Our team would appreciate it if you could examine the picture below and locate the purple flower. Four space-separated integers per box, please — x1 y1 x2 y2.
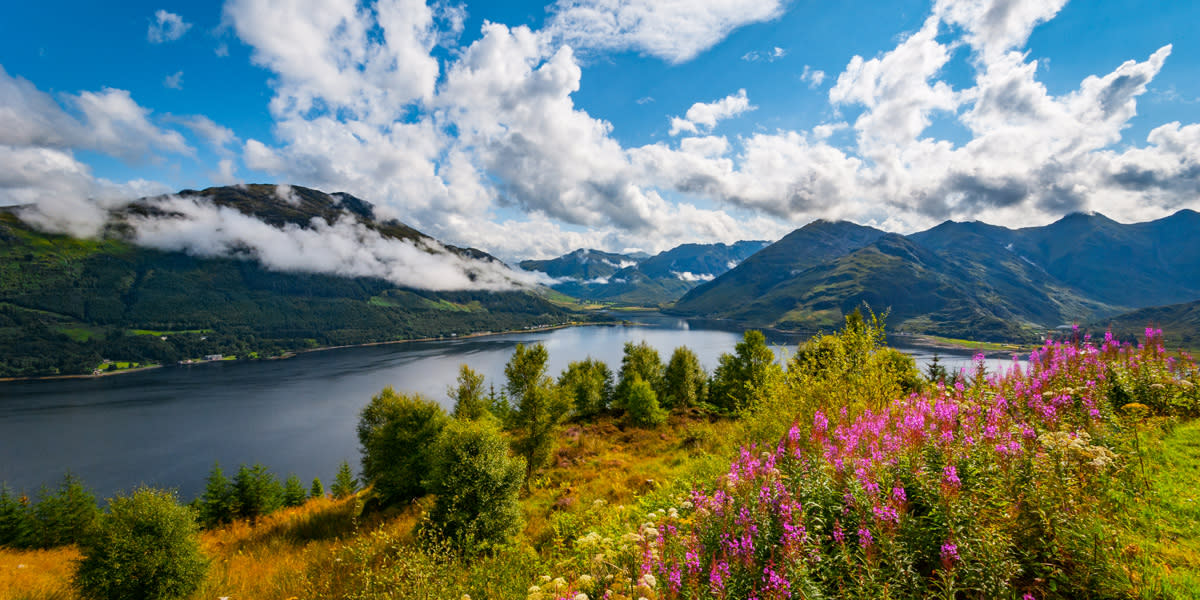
943 465 961 489
940 541 959 565
857 527 873 548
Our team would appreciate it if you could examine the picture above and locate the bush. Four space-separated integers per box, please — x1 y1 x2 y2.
357 386 449 505
73 487 207 600
624 375 667 427
426 418 524 552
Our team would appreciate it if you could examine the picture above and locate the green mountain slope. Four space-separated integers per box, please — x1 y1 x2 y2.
0 186 570 378
672 220 886 316
1092 299 1200 348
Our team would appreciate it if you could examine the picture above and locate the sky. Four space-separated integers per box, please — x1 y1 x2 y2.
1 0 1199 268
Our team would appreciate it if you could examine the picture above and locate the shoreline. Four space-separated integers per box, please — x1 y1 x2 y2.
0 319 625 383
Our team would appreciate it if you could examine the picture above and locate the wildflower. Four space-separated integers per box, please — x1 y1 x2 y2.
940 542 959 566
858 527 874 548
891 486 906 503
574 594 589 600
942 465 961 489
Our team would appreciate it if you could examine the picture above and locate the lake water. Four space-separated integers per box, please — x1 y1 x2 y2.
0 315 1025 501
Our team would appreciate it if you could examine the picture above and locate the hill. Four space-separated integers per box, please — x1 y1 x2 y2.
1092 299 1200 348
673 211 1198 341
0 185 571 378
520 240 770 305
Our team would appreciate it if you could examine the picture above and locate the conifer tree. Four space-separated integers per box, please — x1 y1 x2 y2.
0 485 34 548
232 464 282 522
33 472 99 548
198 463 235 528
282 474 306 508
331 461 358 499
310 477 324 499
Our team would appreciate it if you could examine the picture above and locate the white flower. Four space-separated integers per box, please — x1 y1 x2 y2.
574 594 589 600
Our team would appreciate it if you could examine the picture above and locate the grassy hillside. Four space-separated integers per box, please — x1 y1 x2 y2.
0 188 572 378
1094 299 1200 349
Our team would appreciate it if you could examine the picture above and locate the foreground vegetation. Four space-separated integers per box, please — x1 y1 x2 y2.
2 316 1198 599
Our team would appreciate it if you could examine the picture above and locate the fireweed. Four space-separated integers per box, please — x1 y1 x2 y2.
551 331 1197 599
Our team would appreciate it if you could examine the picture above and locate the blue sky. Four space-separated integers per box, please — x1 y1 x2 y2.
2 0 1199 264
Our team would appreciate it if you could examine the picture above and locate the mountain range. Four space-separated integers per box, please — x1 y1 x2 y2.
0 185 570 378
672 210 1200 342
519 240 770 305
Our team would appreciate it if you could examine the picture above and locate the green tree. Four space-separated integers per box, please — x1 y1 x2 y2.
232 464 282 522
426 418 524 553
710 330 780 413
282 474 307 508
73 487 207 600
926 351 949 384
558 358 614 418
615 341 665 410
198 463 235 528
624 375 668 427
0 485 34 548
357 386 449 506
32 472 99 548
662 346 708 409
449 364 489 421
309 477 324 499
331 461 358 499
504 343 569 482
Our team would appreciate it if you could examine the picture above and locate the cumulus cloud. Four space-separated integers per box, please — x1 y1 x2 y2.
801 65 825 88
545 0 786 64
148 10 193 43
669 89 755 136
673 271 715 282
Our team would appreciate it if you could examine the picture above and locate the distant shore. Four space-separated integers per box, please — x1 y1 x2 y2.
0 319 623 383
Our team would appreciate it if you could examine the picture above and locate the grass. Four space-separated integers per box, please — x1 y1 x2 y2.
127 329 211 337
1112 419 1200 597
54 328 98 343
914 333 1029 352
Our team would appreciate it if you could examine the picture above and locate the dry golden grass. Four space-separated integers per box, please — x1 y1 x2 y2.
0 546 78 600
0 414 735 600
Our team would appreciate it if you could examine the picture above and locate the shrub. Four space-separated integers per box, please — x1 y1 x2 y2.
73 487 207 600
624 375 667 427
426 418 524 552
357 386 449 505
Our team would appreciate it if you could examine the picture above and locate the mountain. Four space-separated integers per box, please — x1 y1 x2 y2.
0 185 571 378
1091 299 1200 348
672 220 886 316
517 249 640 281
672 211 1199 342
520 240 770 305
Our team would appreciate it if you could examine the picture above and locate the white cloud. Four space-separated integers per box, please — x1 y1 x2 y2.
669 89 755 136
546 0 786 64
169 114 239 154
742 46 787 62
673 271 715 282
163 71 184 90
801 65 825 88
148 10 193 43
934 0 1068 64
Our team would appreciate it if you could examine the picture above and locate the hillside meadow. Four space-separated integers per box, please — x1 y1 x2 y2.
2 321 1199 599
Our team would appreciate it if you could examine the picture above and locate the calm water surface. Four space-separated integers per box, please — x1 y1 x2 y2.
0 315 1024 500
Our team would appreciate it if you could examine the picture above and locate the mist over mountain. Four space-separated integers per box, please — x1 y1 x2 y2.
0 185 569 378
520 240 770 305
